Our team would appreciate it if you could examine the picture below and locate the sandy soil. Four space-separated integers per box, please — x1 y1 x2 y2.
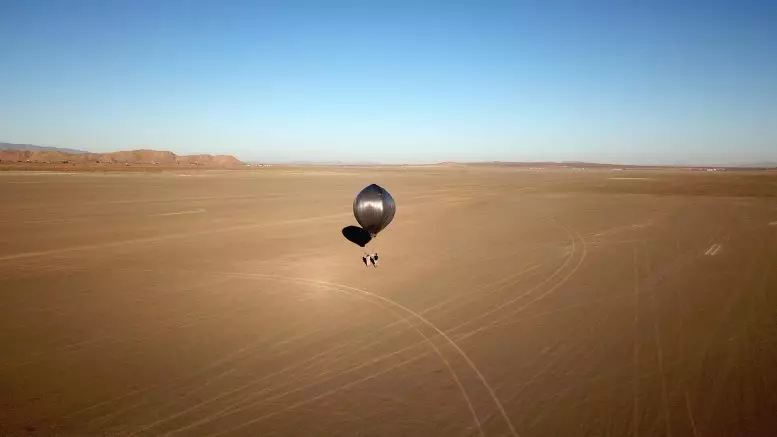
1 167 776 436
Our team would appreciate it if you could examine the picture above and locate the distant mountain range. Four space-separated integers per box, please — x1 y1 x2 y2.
0 142 244 168
286 160 382 166
0 142 88 154
463 160 777 169
724 161 777 168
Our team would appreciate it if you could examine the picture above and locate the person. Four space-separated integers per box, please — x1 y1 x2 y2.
363 253 379 267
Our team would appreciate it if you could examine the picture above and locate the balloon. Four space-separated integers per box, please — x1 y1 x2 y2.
353 184 395 237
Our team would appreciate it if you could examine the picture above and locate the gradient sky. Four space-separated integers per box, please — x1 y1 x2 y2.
1 0 776 164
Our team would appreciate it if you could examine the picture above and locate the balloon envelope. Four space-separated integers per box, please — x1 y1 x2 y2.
353 184 395 236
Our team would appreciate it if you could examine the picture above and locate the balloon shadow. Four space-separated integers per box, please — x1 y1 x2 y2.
342 225 372 248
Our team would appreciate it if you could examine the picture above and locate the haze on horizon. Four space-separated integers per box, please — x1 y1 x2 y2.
1 0 775 166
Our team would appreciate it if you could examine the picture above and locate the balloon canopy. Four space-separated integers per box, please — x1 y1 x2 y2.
353 184 395 237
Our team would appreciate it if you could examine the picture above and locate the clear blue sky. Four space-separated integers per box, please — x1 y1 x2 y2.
1 0 775 164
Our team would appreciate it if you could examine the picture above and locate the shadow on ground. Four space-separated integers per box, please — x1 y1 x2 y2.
342 225 372 247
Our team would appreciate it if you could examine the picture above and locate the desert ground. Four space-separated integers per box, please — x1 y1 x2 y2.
1 166 776 437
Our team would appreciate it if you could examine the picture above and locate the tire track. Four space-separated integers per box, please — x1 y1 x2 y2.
118 247 557 433
192 218 585 436
125 222 581 436
84 293 328 429
146 228 584 436
147 276 489 437
146 283 605 437
76 289 396 427
2 277 311 371
685 391 699 437
61 240 547 432
451 223 587 342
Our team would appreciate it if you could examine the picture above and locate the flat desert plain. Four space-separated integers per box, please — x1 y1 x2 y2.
2 167 777 437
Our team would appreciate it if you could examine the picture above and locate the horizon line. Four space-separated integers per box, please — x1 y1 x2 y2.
2 141 775 169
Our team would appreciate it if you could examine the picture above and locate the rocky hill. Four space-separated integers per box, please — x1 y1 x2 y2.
174 154 243 167
0 147 245 168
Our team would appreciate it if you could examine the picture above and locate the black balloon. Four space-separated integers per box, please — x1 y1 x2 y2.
353 184 395 237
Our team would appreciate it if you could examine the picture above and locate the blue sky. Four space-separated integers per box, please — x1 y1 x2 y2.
1 0 775 164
